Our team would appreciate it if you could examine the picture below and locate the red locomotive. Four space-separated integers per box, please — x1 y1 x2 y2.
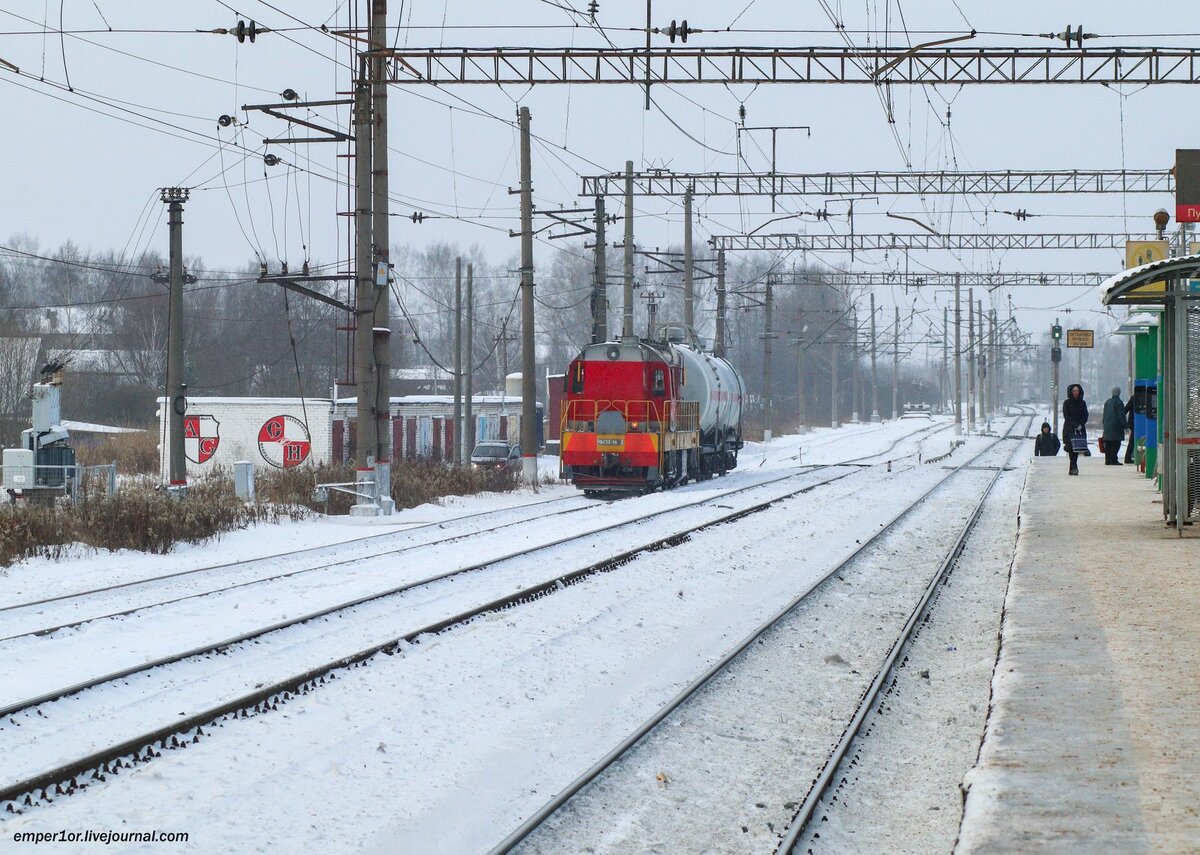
560 330 744 494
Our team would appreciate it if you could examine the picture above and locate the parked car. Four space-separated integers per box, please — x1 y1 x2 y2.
470 441 520 470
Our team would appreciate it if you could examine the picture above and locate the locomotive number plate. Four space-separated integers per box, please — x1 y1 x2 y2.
597 437 623 447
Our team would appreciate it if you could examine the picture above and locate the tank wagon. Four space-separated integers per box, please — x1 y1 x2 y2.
559 331 744 494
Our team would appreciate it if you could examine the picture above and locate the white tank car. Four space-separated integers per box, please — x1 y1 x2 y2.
674 343 744 446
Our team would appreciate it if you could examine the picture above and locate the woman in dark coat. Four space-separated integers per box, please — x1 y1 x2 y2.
1062 383 1088 475
1102 386 1126 466
1034 421 1061 456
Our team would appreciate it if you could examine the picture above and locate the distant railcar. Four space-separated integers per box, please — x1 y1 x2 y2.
559 333 744 494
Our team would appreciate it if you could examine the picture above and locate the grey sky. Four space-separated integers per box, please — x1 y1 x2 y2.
2 1 1197 353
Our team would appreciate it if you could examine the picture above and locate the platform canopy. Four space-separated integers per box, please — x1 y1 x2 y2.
1113 310 1162 336
1099 253 1200 305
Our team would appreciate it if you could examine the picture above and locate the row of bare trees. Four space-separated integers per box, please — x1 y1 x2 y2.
2 234 969 444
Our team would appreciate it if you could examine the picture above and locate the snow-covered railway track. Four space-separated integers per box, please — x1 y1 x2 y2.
0 462 873 812
774 414 1034 854
0 491 598 638
491 415 1032 854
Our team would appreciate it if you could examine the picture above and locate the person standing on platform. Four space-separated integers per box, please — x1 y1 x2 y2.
1034 421 1061 456
1062 383 1088 476
1102 386 1126 466
1124 393 1136 464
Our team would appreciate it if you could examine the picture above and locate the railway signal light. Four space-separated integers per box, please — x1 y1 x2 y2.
1051 323 1063 341
1051 346 1062 363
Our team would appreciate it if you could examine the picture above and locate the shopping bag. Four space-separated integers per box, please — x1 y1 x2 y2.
1070 430 1089 453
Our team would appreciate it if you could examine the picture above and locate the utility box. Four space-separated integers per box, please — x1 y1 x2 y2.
2 449 35 492
233 460 255 502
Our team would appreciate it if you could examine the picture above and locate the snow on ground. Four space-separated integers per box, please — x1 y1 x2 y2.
0 416 998 852
515 432 1024 855
791 450 1029 854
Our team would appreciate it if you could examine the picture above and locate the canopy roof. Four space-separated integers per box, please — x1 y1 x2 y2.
1099 252 1200 305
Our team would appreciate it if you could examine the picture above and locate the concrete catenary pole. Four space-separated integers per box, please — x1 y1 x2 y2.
954 277 962 434
763 276 773 441
452 257 462 464
831 312 840 429
370 0 392 510
683 187 694 332
623 160 635 339
851 304 860 423
796 305 806 433
714 250 726 357
1052 316 1061 435
870 292 879 421
977 298 985 424
465 262 475 459
892 306 900 419
593 196 607 343
966 289 976 432
163 187 188 488
990 308 998 418
519 107 538 484
352 76 377 512
942 305 949 415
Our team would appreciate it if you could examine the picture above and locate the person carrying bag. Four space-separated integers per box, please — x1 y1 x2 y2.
1062 383 1088 476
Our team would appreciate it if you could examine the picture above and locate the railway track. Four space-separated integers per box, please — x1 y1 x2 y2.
0 417 954 813
774 413 1034 854
1 418 948 646
488 414 1032 853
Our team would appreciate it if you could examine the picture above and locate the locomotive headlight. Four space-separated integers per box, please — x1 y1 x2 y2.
630 421 640 431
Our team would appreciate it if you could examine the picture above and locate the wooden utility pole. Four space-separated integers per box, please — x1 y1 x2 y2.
518 107 538 484
592 196 607 342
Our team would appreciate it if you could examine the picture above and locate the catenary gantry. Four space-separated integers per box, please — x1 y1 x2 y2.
710 233 1157 252
579 170 1173 198
380 46 1200 86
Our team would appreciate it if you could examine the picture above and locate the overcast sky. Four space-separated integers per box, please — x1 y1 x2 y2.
3 1 1198 356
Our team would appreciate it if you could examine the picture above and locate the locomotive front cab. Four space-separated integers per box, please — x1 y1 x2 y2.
560 341 699 492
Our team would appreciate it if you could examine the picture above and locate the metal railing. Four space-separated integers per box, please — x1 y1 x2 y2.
2 463 118 504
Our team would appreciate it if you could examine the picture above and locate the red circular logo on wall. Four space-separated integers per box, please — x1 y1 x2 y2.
258 415 312 469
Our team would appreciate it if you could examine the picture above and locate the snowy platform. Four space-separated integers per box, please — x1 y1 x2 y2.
958 458 1200 852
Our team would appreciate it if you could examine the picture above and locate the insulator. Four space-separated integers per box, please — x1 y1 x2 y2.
217 114 234 127
281 88 299 101
263 153 280 167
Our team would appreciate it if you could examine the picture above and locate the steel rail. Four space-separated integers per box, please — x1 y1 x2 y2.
0 492 592 615
774 413 1034 853
486 416 1027 853
0 497 601 644
0 421 952 809
0 463 866 808
3 421 949 646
